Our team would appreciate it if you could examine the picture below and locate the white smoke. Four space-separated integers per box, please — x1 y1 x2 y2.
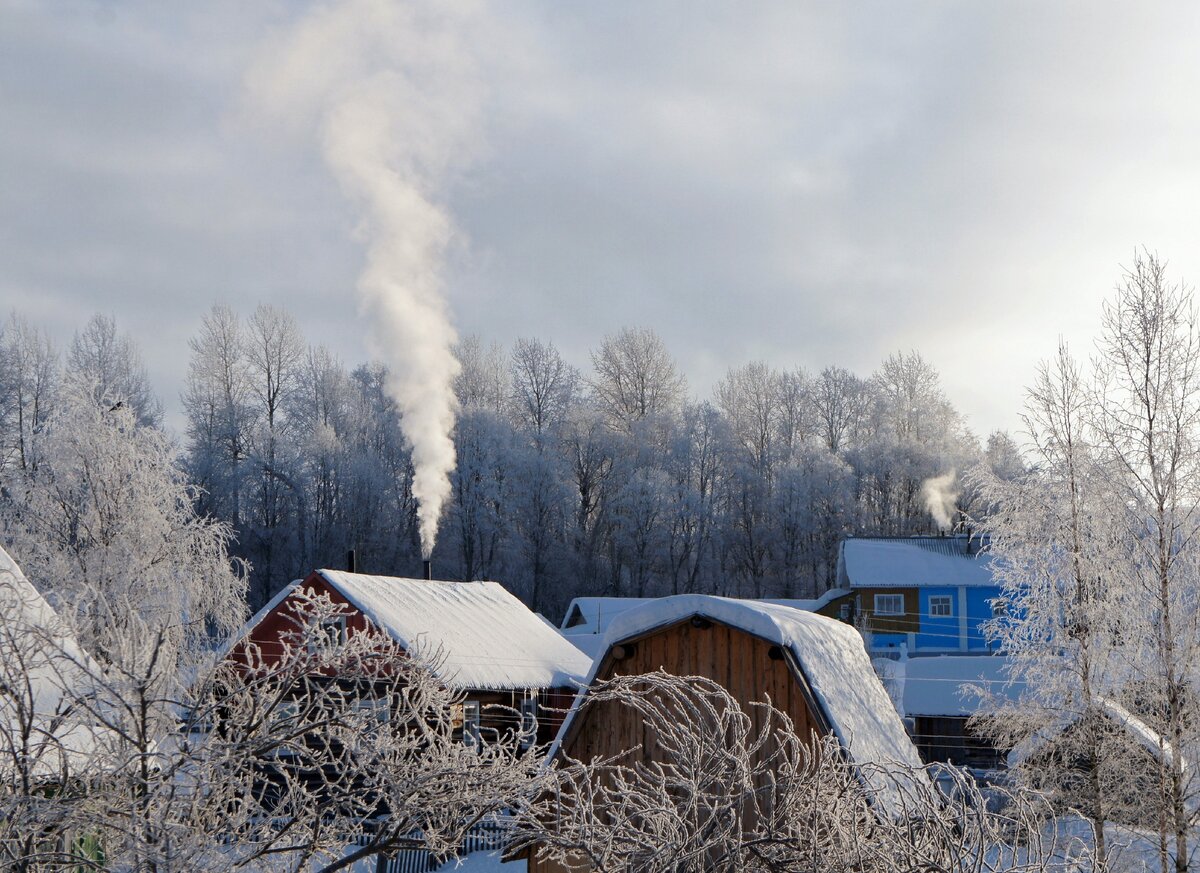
921 469 959 531
247 1 487 557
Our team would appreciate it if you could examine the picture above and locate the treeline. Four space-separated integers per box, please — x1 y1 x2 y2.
0 307 1023 616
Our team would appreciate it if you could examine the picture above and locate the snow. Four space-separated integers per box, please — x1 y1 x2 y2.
554 594 927 814
557 590 850 663
435 851 526 871
899 654 1022 717
840 537 997 587
0 545 102 778
317 571 594 692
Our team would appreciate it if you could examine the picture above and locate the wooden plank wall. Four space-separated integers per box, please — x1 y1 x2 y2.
564 619 823 769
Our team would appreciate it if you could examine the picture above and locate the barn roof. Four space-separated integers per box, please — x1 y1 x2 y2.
839 536 997 588
311 571 593 692
558 590 850 660
554 594 925 813
0 546 103 779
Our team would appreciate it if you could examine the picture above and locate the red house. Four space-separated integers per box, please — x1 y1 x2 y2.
225 569 594 745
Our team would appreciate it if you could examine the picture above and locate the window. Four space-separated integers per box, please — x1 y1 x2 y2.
929 595 953 617
520 697 538 749
874 594 904 616
463 700 481 750
307 616 348 653
564 604 587 628
991 599 1008 618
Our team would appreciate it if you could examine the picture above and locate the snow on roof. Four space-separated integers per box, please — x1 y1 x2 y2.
317 571 593 692
900 655 1023 717
554 594 926 813
559 597 658 633
557 591 850 661
0 546 103 779
840 537 997 588
1008 696 1188 774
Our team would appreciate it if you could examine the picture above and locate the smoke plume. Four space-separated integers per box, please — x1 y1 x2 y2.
247 1 486 557
921 470 959 531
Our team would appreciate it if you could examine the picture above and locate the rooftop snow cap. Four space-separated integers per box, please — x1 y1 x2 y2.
557 594 927 815
316 570 592 691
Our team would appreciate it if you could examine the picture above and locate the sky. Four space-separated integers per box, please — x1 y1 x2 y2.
4 0 1200 441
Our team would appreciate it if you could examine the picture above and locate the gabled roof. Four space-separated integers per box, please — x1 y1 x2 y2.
0 546 102 779
554 594 926 814
558 590 851 660
1008 696 1188 774
839 536 997 588
239 570 593 692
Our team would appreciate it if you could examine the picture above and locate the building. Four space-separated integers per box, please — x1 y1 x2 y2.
225 569 594 746
833 535 1002 656
527 595 924 872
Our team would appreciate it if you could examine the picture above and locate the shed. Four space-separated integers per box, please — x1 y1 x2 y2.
226 570 593 745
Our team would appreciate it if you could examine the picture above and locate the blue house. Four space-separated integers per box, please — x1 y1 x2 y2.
833 535 1003 657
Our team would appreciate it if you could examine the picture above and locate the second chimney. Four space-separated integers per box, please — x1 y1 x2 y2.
422 559 432 581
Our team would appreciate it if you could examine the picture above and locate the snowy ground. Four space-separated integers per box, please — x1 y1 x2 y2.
434 851 526 871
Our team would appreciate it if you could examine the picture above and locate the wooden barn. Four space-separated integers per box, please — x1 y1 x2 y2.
528 594 924 873
224 569 594 746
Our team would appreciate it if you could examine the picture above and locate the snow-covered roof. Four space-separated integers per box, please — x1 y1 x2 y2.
314 571 593 692
0 546 102 779
898 655 1023 717
557 590 851 662
840 537 997 588
554 594 926 813
1008 696 1188 774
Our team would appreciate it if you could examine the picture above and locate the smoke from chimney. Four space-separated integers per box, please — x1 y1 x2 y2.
921 469 959 531
246 2 486 558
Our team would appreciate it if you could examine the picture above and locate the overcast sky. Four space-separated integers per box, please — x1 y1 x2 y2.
4 1 1200 441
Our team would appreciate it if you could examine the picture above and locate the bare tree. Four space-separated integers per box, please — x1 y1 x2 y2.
67 313 162 428
588 327 686 432
510 337 579 444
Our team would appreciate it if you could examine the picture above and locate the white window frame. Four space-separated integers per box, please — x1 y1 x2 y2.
520 697 538 749
307 615 348 654
463 700 481 750
928 595 953 617
874 593 904 616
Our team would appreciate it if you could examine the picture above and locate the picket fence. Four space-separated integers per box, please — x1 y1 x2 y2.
366 819 511 873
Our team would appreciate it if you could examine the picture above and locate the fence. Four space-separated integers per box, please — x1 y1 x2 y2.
368 819 511 873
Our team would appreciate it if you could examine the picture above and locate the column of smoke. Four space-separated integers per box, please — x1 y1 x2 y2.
921 470 959 531
248 1 485 558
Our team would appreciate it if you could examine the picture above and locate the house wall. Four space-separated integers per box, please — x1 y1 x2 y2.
563 619 825 769
915 586 961 650
852 587 920 636
228 574 372 666
965 588 999 651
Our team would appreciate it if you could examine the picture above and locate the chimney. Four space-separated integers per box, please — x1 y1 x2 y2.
346 549 357 573
422 559 432 581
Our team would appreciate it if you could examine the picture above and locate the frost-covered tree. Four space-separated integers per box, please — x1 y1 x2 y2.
517 672 1092 873
0 314 58 474
588 327 686 432
0 588 545 873
974 254 1200 873
0 384 247 677
68 313 162 428
969 343 1132 867
509 336 579 444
